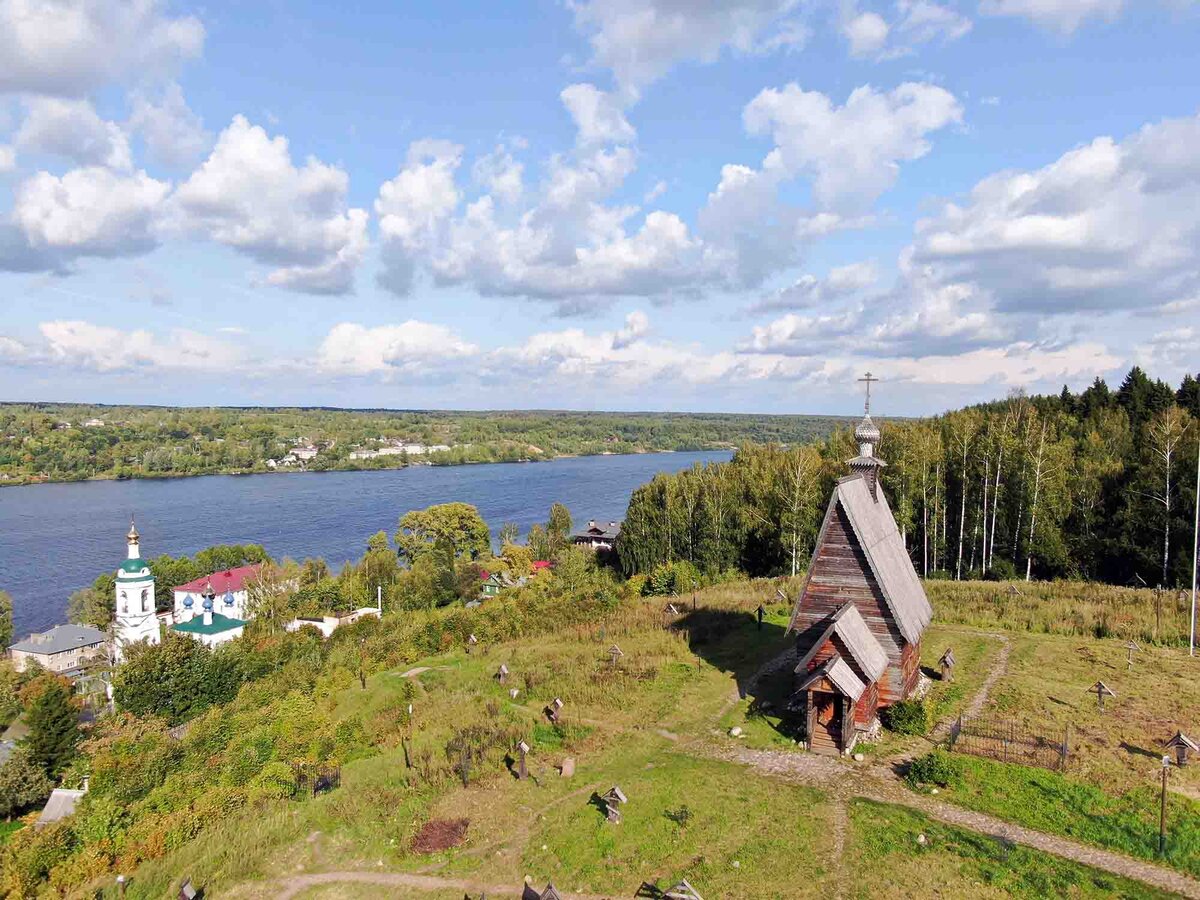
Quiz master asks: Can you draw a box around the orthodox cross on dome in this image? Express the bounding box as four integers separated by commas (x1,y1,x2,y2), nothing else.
858,371,879,416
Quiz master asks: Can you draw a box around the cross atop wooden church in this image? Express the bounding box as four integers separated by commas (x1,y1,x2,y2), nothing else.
858,371,879,415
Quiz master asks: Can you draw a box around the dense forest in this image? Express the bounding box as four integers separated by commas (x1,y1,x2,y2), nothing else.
0,404,845,485
617,368,1200,590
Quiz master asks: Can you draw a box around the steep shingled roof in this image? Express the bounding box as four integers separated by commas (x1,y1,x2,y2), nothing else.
835,474,932,644
794,601,888,682
795,655,866,702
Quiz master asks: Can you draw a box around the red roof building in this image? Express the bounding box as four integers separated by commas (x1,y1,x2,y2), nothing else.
173,564,263,595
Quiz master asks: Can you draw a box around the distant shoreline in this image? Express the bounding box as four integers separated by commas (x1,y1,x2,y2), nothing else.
0,445,737,490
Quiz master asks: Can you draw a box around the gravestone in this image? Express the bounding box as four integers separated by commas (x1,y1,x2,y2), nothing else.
510,688,520,699
560,757,575,778
467,634,478,654
498,664,509,684
517,741,530,780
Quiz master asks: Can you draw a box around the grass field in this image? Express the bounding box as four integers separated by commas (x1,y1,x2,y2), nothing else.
85,577,1200,899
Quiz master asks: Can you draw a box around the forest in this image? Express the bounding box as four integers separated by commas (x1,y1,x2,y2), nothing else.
0,404,844,485
616,367,1200,590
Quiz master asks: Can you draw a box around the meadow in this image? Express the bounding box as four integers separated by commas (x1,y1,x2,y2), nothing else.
26,576,1187,899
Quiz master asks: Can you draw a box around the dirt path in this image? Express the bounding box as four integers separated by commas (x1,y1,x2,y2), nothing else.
272,871,613,900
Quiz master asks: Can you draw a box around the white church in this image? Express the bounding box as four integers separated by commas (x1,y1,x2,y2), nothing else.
114,522,249,659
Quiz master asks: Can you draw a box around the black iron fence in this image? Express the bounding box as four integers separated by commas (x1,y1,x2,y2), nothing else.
292,763,341,797
946,715,1069,772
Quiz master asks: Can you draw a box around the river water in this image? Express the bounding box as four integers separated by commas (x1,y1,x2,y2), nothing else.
0,451,730,637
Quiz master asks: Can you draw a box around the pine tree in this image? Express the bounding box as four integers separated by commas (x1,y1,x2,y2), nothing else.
24,680,80,779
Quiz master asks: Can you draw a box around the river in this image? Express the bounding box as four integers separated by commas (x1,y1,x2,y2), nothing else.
0,451,730,637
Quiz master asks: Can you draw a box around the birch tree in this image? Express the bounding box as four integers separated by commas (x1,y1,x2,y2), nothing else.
1134,406,1192,586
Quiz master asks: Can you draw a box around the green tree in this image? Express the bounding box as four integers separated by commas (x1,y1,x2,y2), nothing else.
24,680,80,779
112,633,236,725
546,503,573,556
0,591,11,650
0,747,53,820
66,586,111,630
395,502,491,565
498,522,520,546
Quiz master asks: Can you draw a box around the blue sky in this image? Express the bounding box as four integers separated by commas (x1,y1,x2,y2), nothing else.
0,0,1198,416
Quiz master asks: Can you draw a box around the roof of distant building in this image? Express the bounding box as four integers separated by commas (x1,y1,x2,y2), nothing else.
171,612,246,636
573,520,621,540
174,564,262,595
36,788,86,827
9,623,107,655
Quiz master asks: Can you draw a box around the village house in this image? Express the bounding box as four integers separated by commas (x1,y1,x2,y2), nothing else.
572,520,621,550
284,606,381,639
9,624,108,675
787,381,933,756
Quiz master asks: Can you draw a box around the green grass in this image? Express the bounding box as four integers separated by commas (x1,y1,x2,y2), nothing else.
847,798,1178,899
913,753,1200,877
0,821,24,844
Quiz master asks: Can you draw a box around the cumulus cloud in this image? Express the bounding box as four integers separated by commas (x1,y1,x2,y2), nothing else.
560,83,636,146
569,0,807,97
0,145,14,173
911,112,1200,314
979,0,1123,33
16,98,132,170
743,81,963,212
39,319,244,372
128,82,210,168
171,116,368,295
0,0,205,97
316,321,477,376
748,260,878,313
1136,326,1197,380
843,11,890,56
472,144,524,205
13,165,168,257
845,2,972,59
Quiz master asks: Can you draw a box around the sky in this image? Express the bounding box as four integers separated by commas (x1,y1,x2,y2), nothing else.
0,0,1198,417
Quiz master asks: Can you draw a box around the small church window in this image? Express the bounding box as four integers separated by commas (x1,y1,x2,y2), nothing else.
141,589,149,612
120,591,128,613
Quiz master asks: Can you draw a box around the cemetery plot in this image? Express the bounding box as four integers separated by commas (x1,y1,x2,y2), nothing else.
946,715,1069,772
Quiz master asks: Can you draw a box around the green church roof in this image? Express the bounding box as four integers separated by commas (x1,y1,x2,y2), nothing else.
171,613,246,636
119,558,149,574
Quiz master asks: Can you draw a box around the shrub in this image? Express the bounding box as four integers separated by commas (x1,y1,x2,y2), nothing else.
884,699,930,735
983,558,1017,581
906,750,963,788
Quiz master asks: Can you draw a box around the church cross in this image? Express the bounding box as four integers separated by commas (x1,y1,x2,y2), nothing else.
858,372,879,415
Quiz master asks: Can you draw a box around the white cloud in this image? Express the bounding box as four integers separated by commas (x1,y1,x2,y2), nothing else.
911,112,1200,314
744,81,962,212
560,83,636,146
0,0,205,97
611,309,649,348
16,98,132,170
0,145,14,173
0,334,30,363
316,321,477,376
128,82,210,168
171,116,368,295
749,260,878,313
472,144,524,205
979,0,1123,33
569,0,807,97
13,165,168,256
39,319,244,372
883,340,1120,386
844,12,890,56
1136,326,1197,380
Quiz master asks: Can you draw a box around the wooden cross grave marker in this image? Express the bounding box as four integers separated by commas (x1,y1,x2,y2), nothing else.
497,664,509,684
1125,640,1140,670
608,644,624,668
1088,680,1115,712
1165,731,1200,767
939,648,956,682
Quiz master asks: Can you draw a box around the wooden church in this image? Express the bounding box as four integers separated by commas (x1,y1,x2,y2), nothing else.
787,377,932,755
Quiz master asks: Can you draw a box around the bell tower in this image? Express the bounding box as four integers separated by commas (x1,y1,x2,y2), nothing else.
113,519,161,662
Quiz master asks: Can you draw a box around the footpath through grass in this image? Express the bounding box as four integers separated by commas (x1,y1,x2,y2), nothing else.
912,752,1200,878
847,798,1179,900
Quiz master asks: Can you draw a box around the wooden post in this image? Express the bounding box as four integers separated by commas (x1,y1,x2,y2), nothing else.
116,875,127,898
517,741,529,780
756,605,765,632
1160,755,1170,856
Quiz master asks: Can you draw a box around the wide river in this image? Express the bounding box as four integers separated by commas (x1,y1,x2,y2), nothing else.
0,451,730,637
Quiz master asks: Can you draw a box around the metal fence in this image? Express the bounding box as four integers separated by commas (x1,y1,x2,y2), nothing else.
946,715,1069,772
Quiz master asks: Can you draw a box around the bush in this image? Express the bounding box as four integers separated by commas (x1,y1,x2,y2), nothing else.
983,558,1018,581
906,750,963,788
644,561,701,597
884,699,931,735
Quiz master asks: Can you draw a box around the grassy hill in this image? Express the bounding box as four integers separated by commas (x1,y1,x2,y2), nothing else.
11,576,1197,899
